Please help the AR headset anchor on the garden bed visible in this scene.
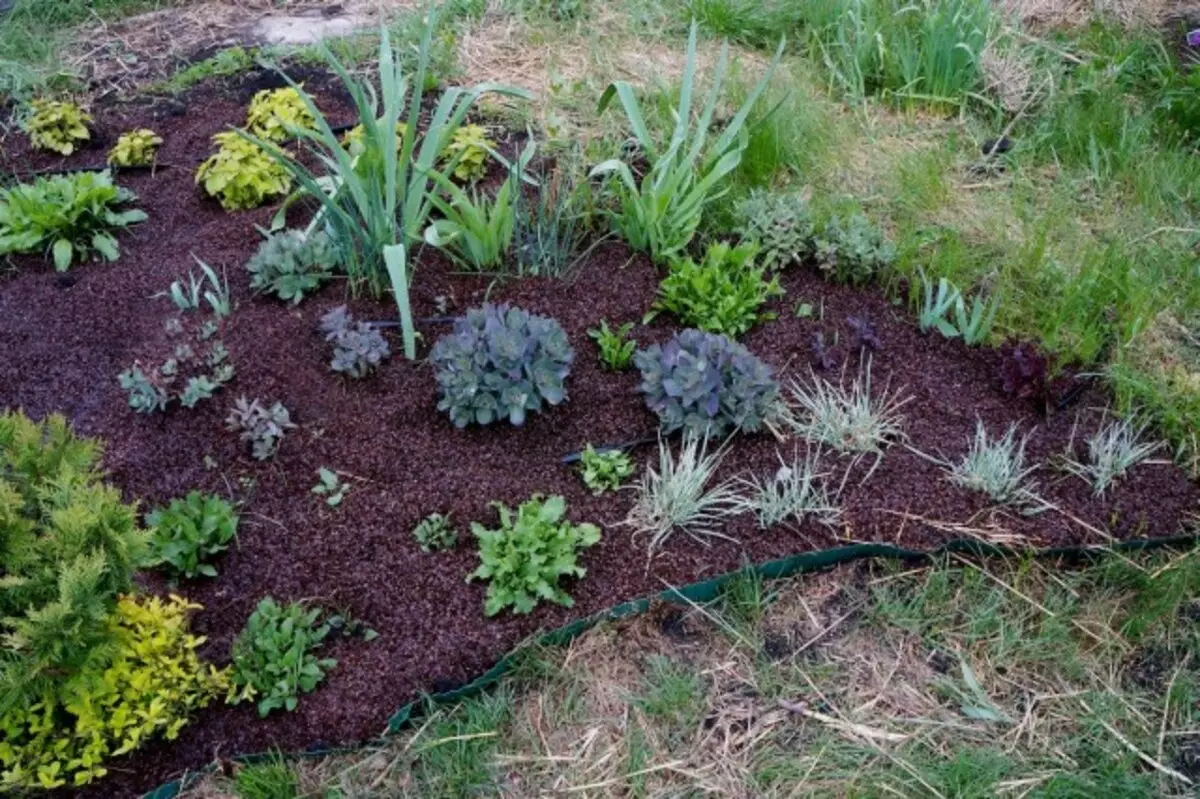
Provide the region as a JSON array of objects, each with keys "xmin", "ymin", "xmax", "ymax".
[{"xmin": 3, "ymin": 72, "xmax": 1198, "ymax": 796}]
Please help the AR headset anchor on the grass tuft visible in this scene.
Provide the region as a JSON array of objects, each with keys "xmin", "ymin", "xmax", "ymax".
[
  {"xmin": 734, "ymin": 448, "xmax": 841, "ymax": 530},
  {"xmin": 947, "ymin": 421, "xmax": 1040, "ymax": 505},
  {"xmin": 783, "ymin": 362, "xmax": 909, "ymax": 454},
  {"xmin": 1065, "ymin": 417, "xmax": 1162, "ymax": 496}
]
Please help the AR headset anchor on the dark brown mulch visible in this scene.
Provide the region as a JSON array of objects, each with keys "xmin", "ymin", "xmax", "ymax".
[{"xmin": 1, "ymin": 78, "xmax": 1197, "ymax": 798}]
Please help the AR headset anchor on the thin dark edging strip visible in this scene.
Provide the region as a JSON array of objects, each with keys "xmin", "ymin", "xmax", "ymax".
[{"xmin": 139, "ymin": 531, "xmax": 1200, "ymax": 799}]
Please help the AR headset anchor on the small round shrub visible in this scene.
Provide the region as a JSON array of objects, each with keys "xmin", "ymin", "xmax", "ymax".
[
  {"xmin": 431, "ymin": 303, "xmax": 574, "ymax": 427},
  {"xmin": 245, "ymin": 229, "xmax": 339, "ymax": 304},
  {"xmin": 195, "ymin": 131, "xmax": 291, "ymax": 211},
  {"xmin": 634, "ymin": 329, "xmax": 779, "ymax": 439}
]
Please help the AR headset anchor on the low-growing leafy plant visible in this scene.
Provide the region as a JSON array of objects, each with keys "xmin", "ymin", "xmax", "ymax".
[
  {"xmin": 147, "ymin": 491, "xmax": 239, "ymax": 579},
  {"xmin": 468, "ymin": 494, "xmax": 601, "ymax": 616},
  {"xmin": 626, "ymin": 435, "xmax": 741, "ymax": 553},
  {"xmin": 998, "ymin": 339, "xmax": 1050, "ymax": 408},
  {"xmin": 23, "ymin": 99, "xmax": 91, "ymax": 155},
  {"xmin": 634, "ymin": 329, "xmax": 780, "ymax": 439},
  {"xmin": 846, "ymin": 315, "xmax": 881, "ymax": 352},
  {"xmin": 165, "ymin": 256, "xmax": 231, "ymax": 317},
  {"xmin": 107, "ymin": 128, "xmax": 163, "ymax": 167},
  {"xmin": 653, "ymin": 241, "xmax": 783, "ymax": 338},
  {"xmin": 423, "ymin": 164, "xmax": 522, "ymax": 271},
  {"xmin": 319, "ymin": 306, "xmax": 390, "ymax": 379},
  {"xmin": 225, "ymin": 397, "xmax": 295, "ymax": 460},
  {"xmin": 0, "ymin": 170, "xmax": 147, "ymax": 270},
  {"xmin": 588, "ymin": 319, "xmax": 637, "ymax": 370},
  {"xmin": 413, "ymin": 512, "xmax": 458, "ymax": 552},
  {"xmin": 918, "ymin": 273, "xmax": 960, "ymax": 336},
  {"xmin": 952, "ymin": 291, "xmax": 999, "ymax": 346},
  {"xmin": 230, "ymin": 598, "xmax": 336, "ymax": 717},
  {"xmin": 0, "ymin": 595, "xmax": 229, "ymax": 791},
  {"xmin": 441, "ymin": 123, "xmax": 496, "ymax": 182},
  {"xmin": 245, "ymin": 229, "xmax": 339, "ymax": 304},
  {"xmin": 810, "ymin": 331, "xmax": 838, "ymax": 371},
  {"xmin": 513, "ymin": 165, "xmax": 587, "ymax": 277},
  {"xmin": 947, "ymin": 421, "xmax": 1040, "ymax": 506},
  {"xmin": 812, "ymin": 212, "xmax": 894, "ymax": 285},
  {"xmin": 734, "ymin": 189, "xmax": 815, "ymax": 269},
  {"xmin": 312, "ymin": 468, "xmax": 349, "ymax": 507},
  {"xmin": 734, "ymin": 448, "xmax": 840, "ymax": 530},
  {"xmin": 1064, "ymin": 418, "xmax": 1161, "ymax": 496},
  {"xmin": 590, "ymin": 22, "xmax": 782, "ymax": 262},
  {"xmin": 784, "ymin": 364, "xmax": 909, "ymax": 454},
  {"xmin": 431, "ymin": 303, "xmax": 574, "ymax": 427},
  {"xmin": 246, "ymin": 86, "xmax": 316, "ymax": 143},
  {"xmin": 579, "ymin": 445, "xmax": 635, "ymax": 494},
  {"xmin": 196, "ymin": 131, "xmax": 292, "ymax": 211},
  {"xmin": 119, "ymin": 317, "xmax": 235, "ymax": 413}
]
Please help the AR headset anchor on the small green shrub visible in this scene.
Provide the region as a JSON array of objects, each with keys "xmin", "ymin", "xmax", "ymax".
[
  {"xmin": 423, "ymin": 168, "xmax": 520, "ymax": 271},
  {"xmin": 23, "ymin": 99, "xmax": 91, "ymax": 155},
  {"xmin": 230, "ymin": 598, "xmax": 336, "ymax": 717},
  {"xmin": 635, "ymin": 329, "xmax": 779, "ymax": 439},
  {"xmin": 245, "ymin": 229, "xmax": 339, "ymax": 305},
  {"xmin": 107, "ymin": 128, "xmax": 163, "ymax": 167},
  {"xmin": 468, "ymin": 495, "xmax": 601, "ymax": 616},
  {"xmin": 319, "ymin": 306, "xmax": 390, "ymax": 379},
  {"xmin": 653, "ymin": 241, "xmax": 782, "ymax": 338},
  {"xmin": 587, "ymin": 319, "xmax": 637, "ymax": 370},
  {"xmin": 441, "ymin": 123, "xmax": 495, "ymax": 182},
  {"xmin": 147, "ymin": 491, "xmax": 239, "ymax": 579},
  {"xmin": 431, "ymin": 303, "xmax": 575, "ymax": 427},
  {"xmin": 734, "ymin": 189, "xmax": 814, "ymax": 269},
  {"xmin": 0, "ymin": 170, "xmax": 147, "ymax": 270},
  {"xmin": 413, "ymin": 512, "xmax": 458, "ymax": 552},
  {"xmin": 311, "ymin": 468, "xmax": 349, "ymax": 507},
  {"xmin": 225, "ymin": 397, "xmax": 295, "ymax": 460},
  {"xmin": 579, "ymin": 445, "xmax": 634, "ymax": 494},
  {"xmin": 812, "ymin": 213, "xmax": 894, "ymax": 285},
  {"xmin": 246, "ymin": 87, "xmax": 316, "ymax": 143},
  {"xmin": 195, "ymin": 131, "xmax": 292, "ymax": 211},
  {"xmin": 232, "ymin": 754, "xmax": 299, "ymax": 799},
  {"xmin": 119, "ymin": 317, "xmax": 235, "ymax": 414}
]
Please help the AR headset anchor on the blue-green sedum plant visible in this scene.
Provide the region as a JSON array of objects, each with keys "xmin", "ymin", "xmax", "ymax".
[
  {"xmin": 431, "ymin": 303, "xmax": 574, "ymax": 427},
  {"xmin": 634, "ymin": 329, "xmax": 779, "ymax": 439}
]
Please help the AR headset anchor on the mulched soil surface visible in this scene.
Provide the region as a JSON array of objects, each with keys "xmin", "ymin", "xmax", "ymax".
[{"xmin": 2, "ymin": 75, "xmax": 1198, "ymax": 797}]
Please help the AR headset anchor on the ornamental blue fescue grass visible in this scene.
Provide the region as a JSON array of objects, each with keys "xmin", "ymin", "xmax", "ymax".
[
  {"xmin": 1065, "ymin": 417, "xmax": 1162, "ymax": 496},
  {"xmin": 590, "ymin": 21, "xmax": 784, "ymax": 263}
]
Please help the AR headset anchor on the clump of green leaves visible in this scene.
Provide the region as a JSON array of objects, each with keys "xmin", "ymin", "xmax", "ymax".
[
  {"xmin": 225, "ymin": 397, "xmax": 295, "ymax": 460},
  {"xmin": 653, "ymin": 241, "xmax": 782, "ymax": 338},
  {"xmin": 164, "ymin": 256, "xmax": 231, "ymax": 317},
  {"xmin": 319, "ymin": 306, "xmax": 390, "ymax": 379},
  {"xmin": 245, "ymin": 229, "xmax": 339, "ymax": 304},
  {"xmin": 441, "ymin": 123, "xmax": 495, "ymax": 182},
  {"xmin": 195, "ymin": 131, "xmax": 292, "ymax": 211},
  {"xmin": 635, "ymin": 329, "xmax": 780, "ymax": 439},
  {"xmin": 119, "ymin": 317, "xmax": 235, "ymax": 414},
  {"xmin": 107, "ymin": 129, "xmax": 163, "ymax": 167},
  {"xmin": 23, "ymin": 99, "xmax": 91, "ymax": 155},
  {"xmin": 916, "ymin": 273, "xmax": 998, "ymax": 346},
  {"xmin": 1064, "ymin": 418, "xmax": 1162, "ymax": 496},
  {"xmin": 588, "ymin": 319, "xmax": 637, "ymax": 370},
  {"xmin": 813, "ymin": 213, "xmax": 894, "ymax": 285},
  {"xmin": 246, "ymin": 87, "xmax": 316, "ymax": 143},
  {"xmin": 424, "ymin": 151, "xmax": 531, "ymax": 271},
  {"xmin": 734, "ymin": 189, "xmax": 815, "ymax": 269},
  {"xmin": 431, "ymin": 303, "xmax": 575, "ymax": 427},
  {"xmin": 589, "ymin": 22, "xmax": 782, "ymax": 262},
  {"xmin": 311, "ymin": 468, "xmax": 349, "ymax": 507},
  {"xmin": 579, "ymin": 445, "xmax": 634, "ymax": 494},
  {"xmin": 147, "ymin": 491, "xmax": 239, "ymax": 579},
  {"xmin": 230, "ymin": 598, "xmax": 335, "ymax": 717},
  {"xmin": 468, "ymin": 495, "xmax": 601, "ymax": 616},
  {"xmin": 413, "ymin": 513, "xmax": 458, "ymax": 552},
  {"xmin": 0, "ymin": 170, "xmax": 147, "ymax": 270}
]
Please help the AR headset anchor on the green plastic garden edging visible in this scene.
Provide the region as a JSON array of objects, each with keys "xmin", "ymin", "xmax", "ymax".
[{"xmin": 141, "ymin": 532, "xmax": 1199, "ymax": 798}]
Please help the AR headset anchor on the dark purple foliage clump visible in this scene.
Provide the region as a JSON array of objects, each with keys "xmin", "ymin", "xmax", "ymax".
[
  {"xmin": 846, "ymin": 315, "xmax": 881, "ymax": 352},
  {"xmin": 810, "ymin": 332, "xmax": 838, "ymax": 371},
  {"xmin": 999, "ymin": 339, "xmax": 1049, "ymax": 406}
]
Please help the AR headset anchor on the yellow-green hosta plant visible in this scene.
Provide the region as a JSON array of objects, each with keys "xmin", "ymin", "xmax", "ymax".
[
  {"xmin": 107, "ymin": 128, "xmax": 163, "ymax": 167},
  {"xmin": 246, "ymin": 86, "xmax": 316, "ymax": 142},
  {"xmin": 0, "ymin": 170, "xmax": 147, "ymax": 270},
  {"xmin": 195, "ymin": 131, "xmax": 292, "ymax": 211},
  {"xmin": 590, "ymin": 22, "xmax": 783, "ymax": 263},
  {"xmin": 23, "ymin": 99, "xmax": 92, "ymax": 155},
  {"xmin": 440, "ymin": 123, "xmax": 495, "ymax": 182},
  {"xmin": 0, "ymin": 595, "xmax": 229, "ymax": 790}
]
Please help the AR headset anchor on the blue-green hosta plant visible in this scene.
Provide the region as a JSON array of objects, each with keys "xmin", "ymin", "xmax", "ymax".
[
  {"xmin": 241, "ymin": 15, "xmax": 530, "ymax": 304},
  {"xmin": 635, "ymin": 329, "xmax": 779, "ymax": 439},
  {"xmin": 652, "ymin": 241, "xmax": 783, "ymax": 338},
  {"xmin": 0, "ymin": 170, "xmax": 146, "ymax": 270},
  {"xmin": 468, "ymin": 494, "xmax": 601, "ymax": 616},
  {"xmin": 589, "ymin": 22, "xmax": 783, "ymax": 262},
  {"xmin": 230, "ymin": 598, "xmax": 335, "ymax": 717},
  {"xmin": 147, "ymin": 492, "xmax": 239, "ymax": 579},
  {"xmin": 431, "ymin": 303, "xmax": 574, "ymax": 427}
]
